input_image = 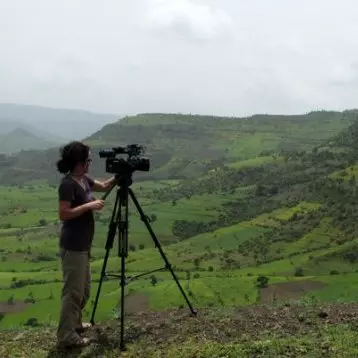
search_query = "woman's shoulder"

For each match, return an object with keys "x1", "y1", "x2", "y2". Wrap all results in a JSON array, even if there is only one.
[
  {"x1": 58, "y1": 175, "x2": 76, "y2": 200},
  {"x1": 60, "y1": 174, "x2": 73, "y2": 184},
  {"x1": 84, "y1": 174, "x2": 95, "y2": 188},
  {"x1": 59, "y1": 175, "x2": 76, "y2": 190}
]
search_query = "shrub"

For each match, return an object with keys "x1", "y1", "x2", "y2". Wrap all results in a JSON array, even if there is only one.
[
  {"x1": 39, "y1": 218, "x2": 47, "y2": 226},
  {"x1": 256, "y1": 275, "x2": 269, "y2": 288},
  {"x1": 150, "y1": 275, "x2": 157, "y2": 286},
  {"x1": 7, "y1": 295, "x2": 15, "y2": 305},
  {"x1": 24, "y1": 317, "x2": 39, "y2": 327},
  {"x1": 294, "y1": 267, "x2": 304, "y2": 277}
]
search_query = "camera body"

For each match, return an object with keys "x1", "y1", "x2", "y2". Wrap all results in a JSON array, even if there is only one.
[{"x1": 99, "y1": 144, "x2": 150, "y2": 174}]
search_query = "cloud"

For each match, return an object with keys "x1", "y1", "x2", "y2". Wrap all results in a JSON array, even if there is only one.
[{"x1": 144, "y1": 0, "x2": 234, "y2": 41}]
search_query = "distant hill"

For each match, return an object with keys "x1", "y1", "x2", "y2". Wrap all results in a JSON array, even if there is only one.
[
  {"x1": 0, "y1": 110, "x2": 356, "y2": 185},
  {"x1": 0, "y1": 128, "x2": 56, "y2": 154},
  {"x1": 0, "y1": 119, "x2": 65, "y2": 144},
  {"x1": 0, "y1": 103, "x2": 121, "y2": 141},
  {"x1": 84, "y1": 110, "x2": 356, "y2": 179}
]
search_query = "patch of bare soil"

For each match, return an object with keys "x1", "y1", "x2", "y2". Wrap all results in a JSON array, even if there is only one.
[
  {"x1": 122, "y1": 293, "x2": 150, "y2": 315},
  {"x1": 0, "y1": 301, "x2": 29, "y2": 314},
  {"x1": 259, "y1": 279, "x2": 325, "y2": 304}
]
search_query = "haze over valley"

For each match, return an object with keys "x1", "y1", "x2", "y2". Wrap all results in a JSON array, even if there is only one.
[{"x1": 0, "y1": 103, "x2": 121, "y2": 153}]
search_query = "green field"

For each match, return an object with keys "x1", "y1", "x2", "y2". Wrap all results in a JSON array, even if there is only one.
[
  {"x1": 2, "y1": 112, "x2": 358, "y2": 358},
  {"x1": 1, "y1": 178, "x2": 358, "y2": 330}
]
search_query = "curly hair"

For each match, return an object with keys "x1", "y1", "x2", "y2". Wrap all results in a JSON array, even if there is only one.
[{"x1": 56, "y1": 141, "x2": 90, "y2": 174}]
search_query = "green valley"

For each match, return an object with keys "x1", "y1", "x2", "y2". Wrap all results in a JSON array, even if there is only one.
[{"x1": 2, "y1": 110, "x2": 358, "y2": 356}]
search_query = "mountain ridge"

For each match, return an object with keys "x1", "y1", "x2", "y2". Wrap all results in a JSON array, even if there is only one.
[
  {"x1": 0, "y1": 102, "x2": 122, "y2": 142},
  {"x1": 0, "y1": 110, "x2": 356, "y2": 185},
  {"x1": 0, "y1": 127, "x2": 57, "y2": 154}
]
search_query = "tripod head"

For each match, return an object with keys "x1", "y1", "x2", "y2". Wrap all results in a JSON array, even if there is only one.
[{"x1": 101, "y1": 173, "x2": 133, "y2": 201}]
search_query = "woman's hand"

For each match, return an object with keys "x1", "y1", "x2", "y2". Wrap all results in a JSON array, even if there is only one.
[
  {"x1": 89, "y1": 199, "x2": 105, "y2": 211},
  {"x1": 59, "y1": 199, "x2": 105, "y2": 220}
]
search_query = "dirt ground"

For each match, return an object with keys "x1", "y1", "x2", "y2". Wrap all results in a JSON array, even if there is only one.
[
  {"x1": 259, "y1": 279, "x2": 325, "y2": 304},
  {"x1": 0, "y1": 300, "x2": 29, "y2": 314},
  {"x1": 122, "y1": 293, "x2": 150, "y2": 315},
  {"x1": 2, "y1": 302, "x2": 358, "y2": 357}
]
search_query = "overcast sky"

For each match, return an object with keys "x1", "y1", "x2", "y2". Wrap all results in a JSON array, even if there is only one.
[{"x1": 1, "y1": 0, "x2": 358, "y2": 117}]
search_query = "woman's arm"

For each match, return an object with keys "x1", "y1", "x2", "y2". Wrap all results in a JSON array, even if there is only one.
[
  {"x1": 59, "y1": 201, "x2": 93, "y2": 220},
  {"x1": 59, "y1": 200, "x2": 104, "y2": 220},
  {"x1": 58, "y1": 179, "x2": 104, "y2": 220},
  {"x1": 92, "y1": 176, "x2": 116, "y2": 192}
]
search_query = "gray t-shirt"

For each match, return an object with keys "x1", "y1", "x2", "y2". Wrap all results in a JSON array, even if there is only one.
[{"x1": 58, "y1": 174, "x2": 95, "y2": 251}]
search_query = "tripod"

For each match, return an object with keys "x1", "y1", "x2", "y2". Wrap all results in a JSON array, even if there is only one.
[{"x1": 90, "y1": 173, "x2": 197, "y2": 351}]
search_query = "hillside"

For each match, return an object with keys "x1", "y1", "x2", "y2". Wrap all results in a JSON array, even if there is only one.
[
  {"x1": 0, "y1": 128, "x2": 57, "y2": 154},
  {"x1": 0, "y1": 110, "x2": 355, "y2": 185},
  {"x1": 3, "y1": 110, "x2": 358, "y2": 355}
]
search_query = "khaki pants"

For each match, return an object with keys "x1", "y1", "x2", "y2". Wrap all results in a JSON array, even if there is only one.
[{"x1": 57, "y1": 249, "x2": 91, "y2": 345}]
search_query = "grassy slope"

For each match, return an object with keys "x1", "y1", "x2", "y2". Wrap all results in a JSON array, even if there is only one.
[{"x1": 1, "y1": 181, "x2": 358, "y2": 328}]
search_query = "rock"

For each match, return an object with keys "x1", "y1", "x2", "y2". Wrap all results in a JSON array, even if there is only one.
[
  {"x1": 13, "y1": 332, "x2": 26, "y2": 341},
  {"x1": 317, "y1": 311, "x2": 328, "y2": 319}
]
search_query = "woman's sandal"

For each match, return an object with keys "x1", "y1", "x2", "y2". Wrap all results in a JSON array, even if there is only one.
[
  {"x1": 58, "y1": 336, "x2": 91, "y2": 349},
  {"x1": 76, "y1": 322, "x2": 92, "y2": 333}
]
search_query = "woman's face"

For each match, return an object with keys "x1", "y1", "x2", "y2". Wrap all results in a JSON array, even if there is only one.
[
  {"x1": 84, "y1": 150, "x2": 93, "y2": 173},
  {"x1": 74, "y1": 150, "x2": 92, "y2": 175}
]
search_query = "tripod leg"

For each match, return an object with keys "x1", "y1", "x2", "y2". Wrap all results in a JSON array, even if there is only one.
[
  {"x1": 128, "y1": 188, "x2": 197, "y2": 316},
  {"x1": 90, "y1": 248, "x2": 111, "y2": 325},
  {"x1": 90, "y1": 190, "x2": 121, "y2": 325},
  {"x1": 120, "y1": 250, "x2": 126, "y2": 350},
  {"x1": 118, "y1": 186, "x2": 129, "y2": 351}
]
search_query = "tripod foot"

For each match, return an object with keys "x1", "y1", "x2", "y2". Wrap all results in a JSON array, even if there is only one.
[
  {"x1": 120, "y1": 343, "x2": 127, "y2": 351},
  {"x1": 191, "y1": 309, "x2": 198, "y2": 317}
]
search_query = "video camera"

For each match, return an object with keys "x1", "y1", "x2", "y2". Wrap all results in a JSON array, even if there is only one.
[{"x1": 99, "y1": 144, "x2": 150, "y2": 174}]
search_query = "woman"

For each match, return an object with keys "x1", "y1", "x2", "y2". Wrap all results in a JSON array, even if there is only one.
[{"x1": 56, "y1": 141, "x2": 116, "y2": 348}]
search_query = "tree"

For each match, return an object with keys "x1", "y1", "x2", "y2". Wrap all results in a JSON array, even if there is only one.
[
  {"x1": 25, "y1": 317, "x2": 39, "y2": 327},
  {"x1": 256, "y1": 275, "x2": 269, "y2": 288},
  {"x1": 150, "y1": 275, "x2": 157, "y2": 286},
  {"x1": 294, "y1": 267, "x2": 304, "y2": 277},
  {"x1": 25, "y1": 291, "x2": 35, "y2": 304},
  {"x1": 349, "y1": 175, "x2": 356, "y2": 186},
  {"x1": 39, "y1": 218, "x2": 47, "y2": 226},
  {"x1": 49, "y1": 289, "x2": 54, "y2": 300},
  {"x1": 7, "y1": 295, "x2": 15, "y2": 305}
]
